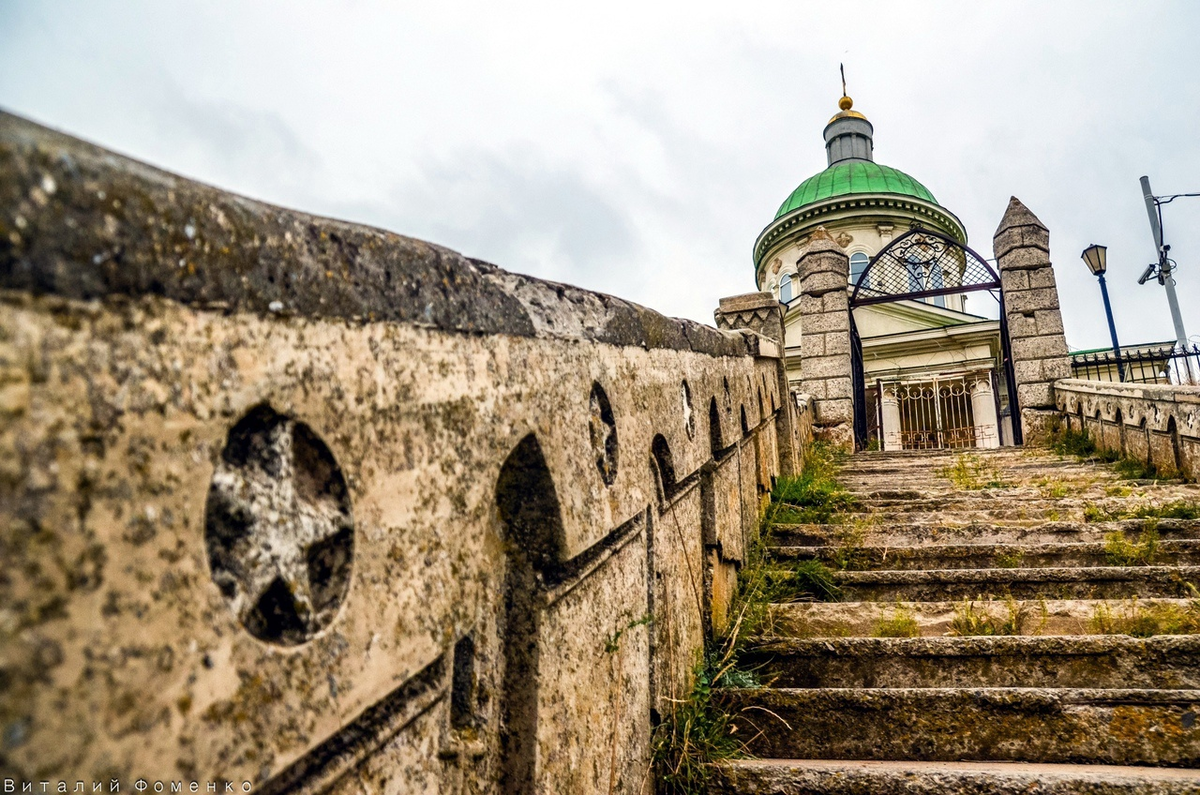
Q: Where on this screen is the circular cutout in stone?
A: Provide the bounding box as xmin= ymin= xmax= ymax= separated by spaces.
xmin=205 ymin=404 xmax=354 ymax=646
xmin=589 ymin=383 xmax=619 ymax=485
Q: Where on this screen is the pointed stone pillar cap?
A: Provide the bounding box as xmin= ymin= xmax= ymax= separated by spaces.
xmin=994 ymin=197 xmax=1049 ymax=259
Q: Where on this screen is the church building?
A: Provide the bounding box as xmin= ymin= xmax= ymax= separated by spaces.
xmin=753 ymin=93 xmax=1012 ymax=450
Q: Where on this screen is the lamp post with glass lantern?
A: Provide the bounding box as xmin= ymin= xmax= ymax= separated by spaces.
xmin=1081 ymin=244 xmax=1125 ymax=383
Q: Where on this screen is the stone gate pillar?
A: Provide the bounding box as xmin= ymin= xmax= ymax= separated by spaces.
xmin=993 ymin=197 xmax=1072 ymax=444
xmin=795 ymin=227 xmax=854 ymax=450
xmin=715 ymin=291 xmax=799 ymax=476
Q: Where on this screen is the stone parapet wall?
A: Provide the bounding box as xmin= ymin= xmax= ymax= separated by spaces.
xmin=1054 ymin=378 xmax=1200 ymax=480
xmin=0 ymin=113 xmax=806 ymax=792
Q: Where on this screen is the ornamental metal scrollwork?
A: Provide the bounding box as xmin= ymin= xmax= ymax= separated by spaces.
xmin=850 ymin=227 xmax=1001 ymax=307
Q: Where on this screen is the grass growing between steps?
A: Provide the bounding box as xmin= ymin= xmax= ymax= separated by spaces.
xmin=770 ymin=442 xmax=857 ymax=523
xmin=650 ymin=655 xmax=747 ymax=794
xmin=1084 ymin=500 xmax=1200 ymax=523
xmin=1090 ymin=597 xmax=1200 ymax=637
xmin=1050 ymin=425 xmax=1175 ymax=481
xmin=994 ymin=549 xmax=1027 ymax=568
xmin=1035 ymin=477 xmax=1069 ymax=499
xmin=651 ymin=443 xmax=853 ymax=793
xmin=874 ymin=604 xmax=920 ymax=637
xmin=937 ymin=453 xmax=1010 ymax=490
xmin=1103 ymin=527 xmax=1160 ymax=566
xmin=950 ymin=597 xmax=1046 ymax=636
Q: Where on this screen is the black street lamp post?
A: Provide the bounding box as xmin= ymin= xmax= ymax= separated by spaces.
xmin=1081 ymin=244 xmax=1125 ymax=383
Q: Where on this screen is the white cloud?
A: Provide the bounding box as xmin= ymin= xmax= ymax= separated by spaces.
xmin=2 ymin=0 xmax=1198 ymax=348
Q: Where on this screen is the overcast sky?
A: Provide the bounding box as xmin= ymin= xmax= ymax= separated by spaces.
xmin=2 ymin=1 xmax=1198 ymax=351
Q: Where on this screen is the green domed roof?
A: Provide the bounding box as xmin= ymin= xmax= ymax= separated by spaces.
xmin=775 ymin=161 xmax=937 ymax=219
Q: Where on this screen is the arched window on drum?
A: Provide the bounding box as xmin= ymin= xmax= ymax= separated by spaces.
xmin=779 ymin=273 xmax=794 ymax=303
xmin=849 ymin=252 xmax=869 ymax=288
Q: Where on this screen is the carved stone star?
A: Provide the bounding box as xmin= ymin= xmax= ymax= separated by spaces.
xmin=205 ymin=406 xmax=354 ymax=645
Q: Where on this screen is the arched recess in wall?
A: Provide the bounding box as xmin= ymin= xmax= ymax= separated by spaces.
xmin=1167 ymin=416 xmax=1182 ymax=475
xmin=1114 ymin=408 xmax=1126 ymax=457
xmin=709 ymin=397 xmax=724 ymax=456
xmin=1139 ymin=415 xmax=1152 ymax=467
xmin=495 ymin=433 xmax=565 ymax=794
xmin=651 ymin=434 xmax=678 ymax=506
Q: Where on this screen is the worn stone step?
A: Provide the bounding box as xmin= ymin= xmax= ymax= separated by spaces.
xmin=770 ymin=519 xmax=1200 ymax=549
xmin=840 ymin=500 xmax=1139 ymax=523
xmin=719 ymin=687 xmax=1200 ymax=766
xmin=710 ymin=759 xmax=1200 ymax=795
xmin=765 ymin=598 xmax=1197 ymax=638
xmin=737 ymin=635 xmax=1200 ymax=689
xmin=770 ymin=539 xmax=1200 ymax=570
xmin=828 ymin=566 xmax=1200 ymax=601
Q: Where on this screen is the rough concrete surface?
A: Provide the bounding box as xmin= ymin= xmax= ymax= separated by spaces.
xmin=0 ymin=111 xmax=804 ymax=792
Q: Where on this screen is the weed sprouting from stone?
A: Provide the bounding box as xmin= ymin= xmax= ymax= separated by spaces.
xmin=950 ymin=596 xmax=1031 ymax=636
xmin=938 ymin=454 xmax=1009 ymax=490
xmin=1085 ymin=500 xmax=1200 ymax=523
xmin=1050 ymin=427 xmax=1098 ymax=458
xmin=650 ymin=655 xmax=747 ymax=794
xmin=1036 ymin=478 xmax=1069 ymax=499
xmin=770 ymin=442 xmax=856 ymax=523
xmin=1133 ymin=502 xmax=1200 ymax=520
xmin=651 ymin=441 xmax=855 ymax=791
xmin=994 ymin=549 xmax=1026 ymax=569
xmin=1089 ymin=597 xmax=1200 ymax=637
xmin=1113 ymin=457 xmax=1162 ymax=481
xmin=1103 ymin=528 xmax=1160 ymax=566
xmin=1049 ymin=425 xmax=1178 ymax=482
xmin=789 ymin=559 xmax=843 ymax=602
xmin=829 ymin=521 xmax=871 ymax=571
xmin=873 ymin=604 xmax=919 ymax=637
xmin=1083 ymin=503 xmax=1116 ymax=523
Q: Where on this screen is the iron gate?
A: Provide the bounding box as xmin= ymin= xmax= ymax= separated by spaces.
xmin=849 ymin=227 xmax=1022 ymax=451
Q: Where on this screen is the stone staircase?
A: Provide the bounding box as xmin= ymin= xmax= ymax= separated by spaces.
xmin=712 ymin=447 xmax=1200 ymax=794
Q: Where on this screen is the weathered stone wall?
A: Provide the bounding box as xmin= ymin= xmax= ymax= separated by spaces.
xmin=993 ymin=197 xmax=1071 ymax=443
xmin=1054 ymin=378 xmax=1200 ymax=480
xmin=0 ymin=113 xmax=805 ymax=792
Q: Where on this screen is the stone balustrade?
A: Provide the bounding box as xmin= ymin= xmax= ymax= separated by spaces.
xmin=0 ymin=112 xmax=805 ymax=793
xmin=1054 ymin=378 xmax=1200 ymax=480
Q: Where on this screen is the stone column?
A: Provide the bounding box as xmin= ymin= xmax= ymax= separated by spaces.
xmin=795 ymin=227 xmax=854 ymax=450
xmin=970 ymin=376 xmax=1001 ymax=448
xmin=714 ymin=291 xmax=799 ymax=476
xmin=880 ymin=385 xmax=902 ymax=451
xmin=993 ymin=197 xmax=1072 ymax=444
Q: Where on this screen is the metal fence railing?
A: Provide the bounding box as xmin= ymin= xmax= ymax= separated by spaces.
xmin=1069 ymin=343 xmax=1200 ymax=385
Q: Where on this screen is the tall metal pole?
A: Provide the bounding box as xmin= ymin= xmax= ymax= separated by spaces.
xmin=1140 ymin=176 xmax=1190 ymax=354
xmin=1096 ymin=272 xmax=1125 ymax=382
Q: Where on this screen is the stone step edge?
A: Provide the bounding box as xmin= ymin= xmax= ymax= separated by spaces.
xmin=711 ymin=759 xmax=1200 ymax=789
xmin=742 ymin=633 xmax=1200 ymax=657
xmin=721 ymin=686 xmax=1200 ymax=704
xmin=770 ymin=518 xmax=1200 ymax=536
xmin=769 ymin=539 xmax=1200 ymax=560
xmin=762 ymin=597 xmax=1197 ymax=639
xmin=829 ymin=565 xmax=1200 ymax=584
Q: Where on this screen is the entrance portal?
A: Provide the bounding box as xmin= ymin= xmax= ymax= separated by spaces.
xmin=849 ymin=228 xmax=1021 ymax=451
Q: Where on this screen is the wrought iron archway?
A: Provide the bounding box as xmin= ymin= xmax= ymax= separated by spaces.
xmin=848 ymin=227 xmax=1022 ymax=450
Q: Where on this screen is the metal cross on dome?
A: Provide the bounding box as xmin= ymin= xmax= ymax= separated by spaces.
xmin=205 ymin=406 xmax=354 ymax=646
